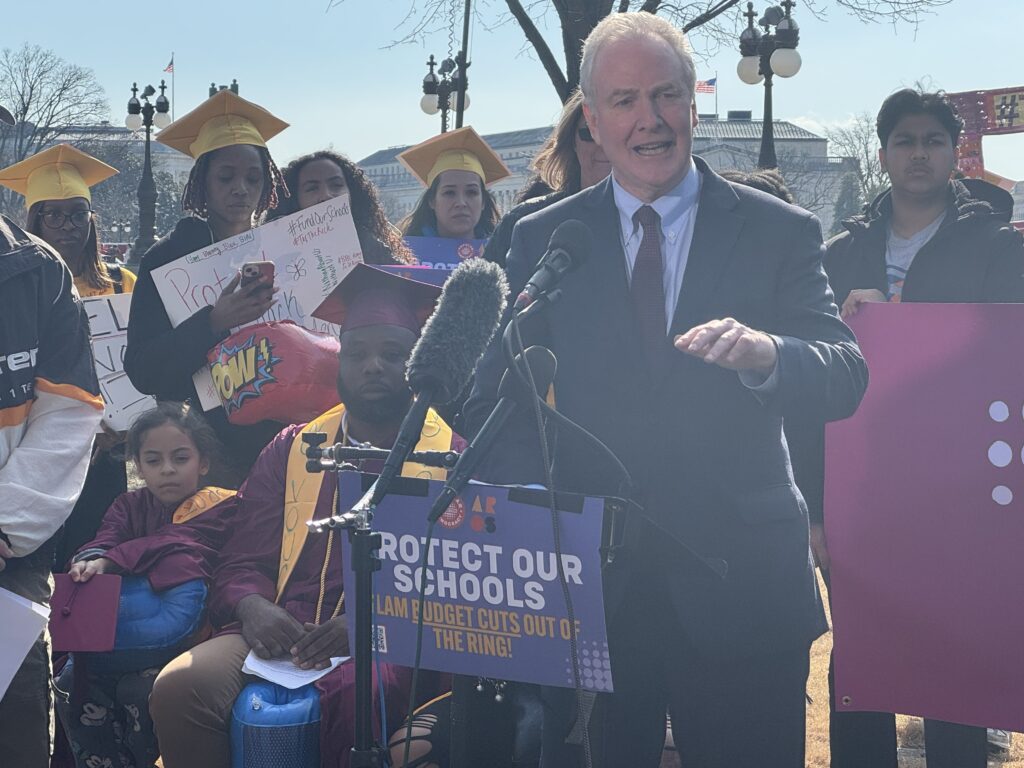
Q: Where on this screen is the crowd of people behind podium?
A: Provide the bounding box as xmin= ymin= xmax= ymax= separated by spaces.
xmin=0 ymin=11 xmax=1022 ymax=768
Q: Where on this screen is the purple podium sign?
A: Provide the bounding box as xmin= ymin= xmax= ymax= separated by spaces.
xmin=337 ymin=473 xmax=613 ymax=692
xmin=403 ymin=236 xmax=487 ymax=270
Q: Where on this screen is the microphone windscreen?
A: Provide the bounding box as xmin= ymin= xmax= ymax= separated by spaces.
xmin=546 ymin=218 xmax=592 ymax=270
xmin=497 ymin=346 xmax=557 ymax=403
xmin=407 ymin=258 xmax=508 ymax=402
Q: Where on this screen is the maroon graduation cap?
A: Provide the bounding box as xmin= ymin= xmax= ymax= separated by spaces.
xmin=50 ymin=573 xmax=122 ymax=653
xmin=312 ymin=263 xmax=441 ymax=334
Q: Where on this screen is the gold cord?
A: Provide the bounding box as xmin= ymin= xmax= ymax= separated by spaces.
xmin=313 ymin=485 xmax=346 ymax=625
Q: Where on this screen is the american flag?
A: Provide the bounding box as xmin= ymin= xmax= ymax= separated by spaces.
xmin=164 ymin=56 xmax=174 ymax=74
xmin=695 ymin=77 xmax=717 ymax=94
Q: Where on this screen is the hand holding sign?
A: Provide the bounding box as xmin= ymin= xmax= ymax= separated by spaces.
xmin=209 ymin=270 xmax=279 ymax=333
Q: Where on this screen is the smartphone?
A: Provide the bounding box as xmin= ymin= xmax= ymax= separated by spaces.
xmin=240 ymin=261 xmax=274 ymax=288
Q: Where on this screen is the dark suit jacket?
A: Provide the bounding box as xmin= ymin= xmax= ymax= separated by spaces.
xmin=465 ymin=158 xmax=868 ymax=659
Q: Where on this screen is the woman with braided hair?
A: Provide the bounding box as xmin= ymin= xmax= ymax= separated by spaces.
xmin=125 ymin=91 xmax=291 ymax=484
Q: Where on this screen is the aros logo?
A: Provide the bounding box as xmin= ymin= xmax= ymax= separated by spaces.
xmin=210 ymin=334 xmax=281 ymax=414
xmin=987 ymin=399 xmax=1024 ymax=507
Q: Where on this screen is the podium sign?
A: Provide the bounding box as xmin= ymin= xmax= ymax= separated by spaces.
xmin=403 ymin=236 xmax=486 ymax=270
xmin=338 ymin=473 xmax=613 ymax=692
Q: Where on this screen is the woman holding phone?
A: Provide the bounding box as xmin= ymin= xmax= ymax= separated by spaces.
xmin=125 ymin=90 xmax=290 ymax=484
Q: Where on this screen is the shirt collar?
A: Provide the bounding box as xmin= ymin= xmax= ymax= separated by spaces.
xmin=611 ymin=159 xmax=700 ymax=239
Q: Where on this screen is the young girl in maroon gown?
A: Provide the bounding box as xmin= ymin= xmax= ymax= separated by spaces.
xmin=54 ymin=402 xmax=235 ymax=768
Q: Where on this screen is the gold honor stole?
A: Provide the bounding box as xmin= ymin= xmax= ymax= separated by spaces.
xmin=277 ymin=403 xmax=453 ymax=600
xmin=171 ymin=486 xmax=236 ymax=524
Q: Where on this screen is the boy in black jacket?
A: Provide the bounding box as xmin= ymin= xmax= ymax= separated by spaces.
xmin=813 ymin=88 xmax=1024 ymax=768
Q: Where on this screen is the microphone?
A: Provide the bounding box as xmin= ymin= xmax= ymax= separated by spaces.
xmin=513 ymin=219 xmax=592 ymax=312
xmin=368 ymin=258 xmax=508 ymax=507
xmin=427 ymin=345 xmax=556 ymax=522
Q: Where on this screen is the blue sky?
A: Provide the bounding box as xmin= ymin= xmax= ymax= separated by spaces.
xmin=4 ymin=0 xmax=1022 ymax=179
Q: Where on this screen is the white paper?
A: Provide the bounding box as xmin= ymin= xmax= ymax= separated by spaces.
xmin=0 ymin=587 xmax=50 ymax=698
xmin=83 ymin=294 xmax=131 ymax=338
xmin=98 ymin=372 xmax=156 ymax=432
xmin=241 ymin=650 xmax=348 ymax=690
xmin=191 ymin=367 xmax=220 ymax=412
xmin=83 ymin=294 xmax=156 ymax=430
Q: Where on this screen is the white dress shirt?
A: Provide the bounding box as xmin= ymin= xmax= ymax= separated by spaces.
xmin=612 ymin=159 xmax=701 ymax=333
xmin=610 ymin=161 xmax=778 ymax=393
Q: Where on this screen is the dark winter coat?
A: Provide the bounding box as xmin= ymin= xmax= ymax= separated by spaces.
xmin=124 ymin=217 xmax=285 ymax=483
xmin=798 ymin=179 xmax=1024 ymax=523
xmin=824 ymin=178 xmax=1024 ymax=305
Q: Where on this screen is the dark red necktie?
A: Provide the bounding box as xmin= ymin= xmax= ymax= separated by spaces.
xmin=631 ymin=205 xmax=667 ymax=369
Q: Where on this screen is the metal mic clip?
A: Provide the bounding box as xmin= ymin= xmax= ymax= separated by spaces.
xmin=303 ymin=432 xmax=330 ymax=473
xmin=307 ymin=509 xmax=361 ymax=532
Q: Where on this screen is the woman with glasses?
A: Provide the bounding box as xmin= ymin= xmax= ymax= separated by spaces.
xmin=483 ymin=88 xmax=610 ymax=267
xmin=0 ymin=144 xmax=136 ymax=297
xmin=0 ymin=144 xmax=137 ymax=568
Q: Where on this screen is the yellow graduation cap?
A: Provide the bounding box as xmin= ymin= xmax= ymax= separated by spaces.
xmin=0 ymin=144 xmax=117 ymax=210
xmin=398 ymin=126 xmax=510 ymax=188
xmin=155 ymin=90 xmax=288 ymax=159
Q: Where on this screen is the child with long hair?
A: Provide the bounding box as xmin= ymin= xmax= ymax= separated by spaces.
xmin=54 ymin=402 xmax=235 ymax=768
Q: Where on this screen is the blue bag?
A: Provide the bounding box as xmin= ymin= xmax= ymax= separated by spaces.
xmin=86 ymin=576 xmax=207 ymax=674
xmin=231 ymin=681 xmax=321 ymax=768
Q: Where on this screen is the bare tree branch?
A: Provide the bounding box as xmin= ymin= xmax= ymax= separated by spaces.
xmin=0 ymin=44 xmax=108 ymax=219
xmin=326 ymin=0 xmax=960 ymax=103
xmin=826 ymin=112 xmax=888 ymax=201
xmin=505 ymin=0 xmax=571 ymax=101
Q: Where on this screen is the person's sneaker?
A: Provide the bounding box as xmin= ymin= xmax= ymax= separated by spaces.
xmin=987 ymin=728 xmax=1012 ymax=758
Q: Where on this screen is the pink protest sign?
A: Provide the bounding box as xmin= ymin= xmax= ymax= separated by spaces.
xmin=826 ymin=302 xmax=1024 ymax=732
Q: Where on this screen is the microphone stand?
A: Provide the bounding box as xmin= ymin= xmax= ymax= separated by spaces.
xmin=304 ymin=435 xmax=462 ymax=768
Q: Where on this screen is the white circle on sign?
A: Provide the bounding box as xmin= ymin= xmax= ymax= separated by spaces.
xmin=989 ymin=401 xmax=1009 ymax=422
xmin=989 ymin=441 xmax=1013 ymax=468
xmin=992 ymin=486 xmax=1013 ymax=506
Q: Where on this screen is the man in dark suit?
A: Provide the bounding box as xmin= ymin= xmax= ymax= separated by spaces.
xmin=465 ymin=12 xmax=867 ymax=768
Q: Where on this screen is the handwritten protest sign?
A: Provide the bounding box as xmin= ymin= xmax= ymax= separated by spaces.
xmin=339 ymin=474 xmax=612 ymax=691
xmin=82 ymin=294 xmax=155 ymax=431
xmin=150 ymin=195 xmax=362 ymax=409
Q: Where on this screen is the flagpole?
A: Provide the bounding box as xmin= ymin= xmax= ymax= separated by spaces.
xmin=715 ymin=70 xmax=719 ymax=116
xmin=171 ymin=52 xmax=175 ymax=120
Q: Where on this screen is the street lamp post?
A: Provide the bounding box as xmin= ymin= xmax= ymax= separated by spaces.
xmin=125 ymin=81 xmax=171 ymax=267
xmin=419 ymin=0 xmax=472 ymax=133
xmin=109 ymin=219 xmax=132 ymax=242
xmin=106 ymin=220 xmax=132 ymax=264
xmin=737 ymin=0 xmax=801 ymax=169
